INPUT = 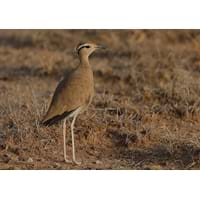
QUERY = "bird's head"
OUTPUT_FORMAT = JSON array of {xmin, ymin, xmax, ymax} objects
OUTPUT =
[{"xmin": 76, "ymin": 42, "xmax": 105, "ymax": 57}]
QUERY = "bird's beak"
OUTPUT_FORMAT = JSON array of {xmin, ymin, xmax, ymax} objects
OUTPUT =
[{"xmin": 96, "ymin": 45, "xmax": 106, "ymax": 49}]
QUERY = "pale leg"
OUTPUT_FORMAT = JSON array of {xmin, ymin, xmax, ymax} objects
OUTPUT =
[
  {"xmin": 71, "ymin": 114, "xmax": 81, "ymax": 165},
  {"xmin": 63, "ymin": 118, "xmax": 72, "ymax": 163}
]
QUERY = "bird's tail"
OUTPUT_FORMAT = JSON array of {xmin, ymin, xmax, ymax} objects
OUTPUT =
[{"xmin": 40, "ymin": 108, "xmax": 77, "ymax": 127}]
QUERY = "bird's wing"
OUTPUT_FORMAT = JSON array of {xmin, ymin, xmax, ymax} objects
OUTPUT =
[{"xmin": 42, "ymin": 68, "xmax": 93, "ymax": 125}]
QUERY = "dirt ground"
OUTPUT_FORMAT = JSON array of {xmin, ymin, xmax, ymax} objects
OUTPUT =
[{"xmin": 1, "ymin": 30, "xmax": 200, "ymax": 169}]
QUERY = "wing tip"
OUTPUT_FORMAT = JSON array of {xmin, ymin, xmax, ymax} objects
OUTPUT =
[
  {"xmin": 40, "ymin": 108, "xmax": 78, "ymax": 127},
  {"xmin": 40, "ymin": 117, "xmax": 55, "ymax": 127}
]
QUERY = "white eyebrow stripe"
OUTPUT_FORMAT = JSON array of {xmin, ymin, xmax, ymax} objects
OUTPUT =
[{"xmin": 77, "ymin": 44, "xmax": 89, "ymax": 51}]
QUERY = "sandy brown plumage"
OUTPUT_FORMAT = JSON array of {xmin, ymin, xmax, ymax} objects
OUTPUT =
[
  {"xmin": 41, "ymin": 42, "xmax": 104, "ymax": 164},
  {"xmin": 42, "ymin": 65, "xmax": 94, "ymax": 126}
]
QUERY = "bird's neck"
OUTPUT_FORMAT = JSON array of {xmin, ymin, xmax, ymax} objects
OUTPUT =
[{"xmin": 79, "ymin": 54, "xmax": 90, "ymax": 67}]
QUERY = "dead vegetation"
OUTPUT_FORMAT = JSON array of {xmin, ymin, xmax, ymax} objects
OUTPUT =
[{"xmin": 1, "ymin": 30, "xmax": 200, "ymax": 169}]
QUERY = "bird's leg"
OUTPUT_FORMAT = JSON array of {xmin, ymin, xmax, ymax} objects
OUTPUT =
[
  {"xmin": 71, "ymin": 114, "xmax": 81, "ymax": 165},
  {"xmin": 63, "ymin": 118, "xmax": 72, "ymax": 163}
]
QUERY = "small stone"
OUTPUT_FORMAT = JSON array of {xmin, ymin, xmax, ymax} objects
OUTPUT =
[
  {"xmin": 95, "ymin": 160, "xmax": 102, "ymax": 164},
  {"xmin": 27, "ymin": 157, "xmax": 33, "ymax": 163},
  {"xmin": 53, "ymin": 162, "xmax": 62, "ymax": 169}
]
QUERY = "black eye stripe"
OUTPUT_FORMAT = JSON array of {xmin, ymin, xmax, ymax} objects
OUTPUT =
[{"xmin": 77, "ymin": 45, "xmax": 90, "ymax": 53}]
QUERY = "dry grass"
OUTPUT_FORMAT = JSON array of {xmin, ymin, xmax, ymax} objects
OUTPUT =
[{"xmin": 1, "ymin": 30, "xmax": 200, "ymax": 169}]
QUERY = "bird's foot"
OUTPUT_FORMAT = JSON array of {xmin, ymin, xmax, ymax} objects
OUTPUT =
[
  {"xmin": 72, "ymin": 159, "xmax": 81, "ymax": 165},
  {"xmin": 64, "ymin": 157, "xmax": 73, "ymax": 164}
]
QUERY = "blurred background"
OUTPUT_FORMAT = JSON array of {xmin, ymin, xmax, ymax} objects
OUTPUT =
[{"xmin": 1, "ymin": 30, "xmax": 200, "ymax": 169}]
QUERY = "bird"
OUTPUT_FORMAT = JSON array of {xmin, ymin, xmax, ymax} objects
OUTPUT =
[{"xmin": 41, "ymin": 42, "xmax": 105, "ymax": 165}]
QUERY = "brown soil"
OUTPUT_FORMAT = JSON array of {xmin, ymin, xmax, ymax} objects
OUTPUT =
[{"xmin": 1, "ymin": 30, "xmax": 200, "ymax": 169}]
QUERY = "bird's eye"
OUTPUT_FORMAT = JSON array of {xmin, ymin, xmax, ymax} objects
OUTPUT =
[{"xmin": 85, "ymin": 46, "xmax": 90, "ymax": 48}]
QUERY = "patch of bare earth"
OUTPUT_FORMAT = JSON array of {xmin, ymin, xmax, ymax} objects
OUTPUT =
[{"xmin": 1, "ymin": 30, "xmax": 200, "ymax": 169}]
